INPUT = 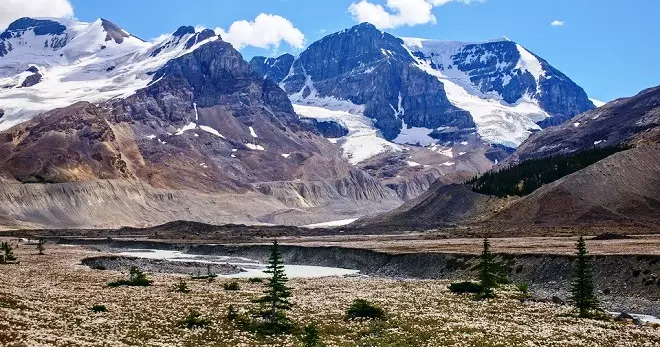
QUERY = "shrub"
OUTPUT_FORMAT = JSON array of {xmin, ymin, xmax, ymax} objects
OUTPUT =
[
  {"xmin": 91, "ymin": 305, "xmax": 107, "ymax": 313},
  {"xmin": 346, "ymin": 299, "xmax": 386, "ymax": 320},
  {"xmin": 227, "ymin": 305, "xmax": 239, "ymax": 322},
  {"xmin": 108, "ymin": 266, "xmax": 153, "ymax": 287},
  {"xmin": 448, "ymin": 281, "xmax": 482, "ymax": 294},
  {"xmin": 174, "ymin": 280, "xmax": 191, "ymax": 294},
  {"xmin": 0, "ymin": 242, "xmax": 16, "ymax": 263},
  {"xmin": 301, "ymin": 323, "xmax": 324, "ymax": 347},
  {"xmin": 248, "ymin": 277, "xmax": 264, "ymax": 283},
  {"xmin": 177, "ymin": 310, "xmax": 211, "ymax": 329},
  {"xmin": 223, "ymin": 281, "xmax": 241, "ymax": 291},
  {"xmin": 518, "ymin": 282, "xmax": 530, "ymax": 294}
]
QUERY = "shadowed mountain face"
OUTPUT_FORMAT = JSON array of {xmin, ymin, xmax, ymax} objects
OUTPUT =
[{"xmin": 505, "ymin": 86, "xmax": 660, "ymax": 166}]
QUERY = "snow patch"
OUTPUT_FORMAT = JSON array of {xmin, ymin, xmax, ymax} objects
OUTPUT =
[
  {"xmin": 304, "ymin": 218, "xmax": 358, "ymax": 228},
  {"xmin": 515, "ymin": 44, "xmax": 545, "ymax": 85},
  {"xmin": 393, "ymin": 122, "xmax": 436, "ymax": 146},
  {"xmin": 199, "ymin": 125, "xmax": 225, "ymax": 138},
  {"xmin": 293, "ymin": 102, "xmax": 401, "ymax": 165},
  {"xmin": 249, "ymin": 126, "xmax": 258, "ymax": 138},
  {"xmin": 245, "ymin": 143, "xmax": 265, "ymax": 151},
  {"xmin": 175, "ymin": 122, "xmax": 197, "ymax": 135}
]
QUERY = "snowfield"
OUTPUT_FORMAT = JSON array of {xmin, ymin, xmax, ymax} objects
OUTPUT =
[
  {"xmin": 293, "ymin": 103, "xmax": 402, "ymax": 165},
  {"xmin": 402, "ymin": 38, "xmax": 549, "ymax": 148},
  {"xmin": 0, "ymin": 18, "xmax": 219, "ymax": 131}
]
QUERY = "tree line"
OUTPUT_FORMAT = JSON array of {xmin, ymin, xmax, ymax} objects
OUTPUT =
[{"xmin": 466, "ymin": 145, "xmax": 629, "ymax": 197}]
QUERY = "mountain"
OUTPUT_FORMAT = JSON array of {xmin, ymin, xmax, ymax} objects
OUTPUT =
[
  {"xmin": 0, "ymin": 18, "xmax": 403, "ymax": 229},
  {"xmin": 504, "ymin": 85, "xmax": 660, "ymax": 166},
  {"xmin": 0, "ymin": 17, "xmax": 219, "ymax": 130},
  {"xmin": 355, "ymin": 84, "xmax": 660, "ymax": 231},
  {"xmin": 490, "ymin": 144, "xmax": 660, "ymax": 227},
  {"xmin": 251, "ymin": 23, "xmax": 595, "ymax": 151},
  {"xmin": 250, "ymin": 23, "xmax": 596, "ymax": 205},
  {"xmin": 0, "ymin": 18, "xmax": 603, "ymax": 229}
]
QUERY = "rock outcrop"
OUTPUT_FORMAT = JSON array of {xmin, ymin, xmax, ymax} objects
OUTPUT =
[{"xmin": 505, "ymin": 85, "xmax": 660, "ymax": 166}]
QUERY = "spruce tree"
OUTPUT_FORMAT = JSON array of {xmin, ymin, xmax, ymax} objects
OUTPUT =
[
  {"xmin": 1, "ymin": 242, "xmax": 16, "ymax": 263},
  {"xmin": 569, "ymin": 236, "xmax": 599, "ymax": 318},
  {"xmin": 37, "ymin": 239, "xmax": 46, "ymax": 255},
  {"xmin": 254, "ymin": 240, "xmax": 293, "ymax": 327},
  {"xmin": 477, "ymin": 238, "xmax": 507, "ymax": 297}
]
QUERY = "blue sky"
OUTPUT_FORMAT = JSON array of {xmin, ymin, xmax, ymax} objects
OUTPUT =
[{"xmin": 9, "ymin": 0, "xmax": 660, "ymax": 102}]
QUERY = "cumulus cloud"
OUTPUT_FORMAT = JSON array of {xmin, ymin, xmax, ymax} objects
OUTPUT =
[
  {"xmin": 551, "ymin": 20, "xmax": 565, "ymax": 27},
  {"xmin": 0, "ymin": 0, "xmax": 74, "ymax": 30},
  {"xmin": 215, "ymin": 13, "xmax": 304, "ymax": 50},
  {"xmin": 349, "ymin": 0, "xmax": 481, "ymax": 29}
]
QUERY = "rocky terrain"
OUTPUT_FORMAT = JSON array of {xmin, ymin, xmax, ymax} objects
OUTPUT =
[
  {"xmin": 357, "ymin": 80, "xmax": 660, "ymax": 232},
  {"xmin": 0, "ymin": 17, "xmax": 652, "ymax": 231},
  {"xmin": 505, "ymin": 85, "xmax": 660, "ymax": 165},
  {"xmin": 3, "ymin": 243, "xmax": 659, "ymax": 346},
  {"xmin": 0, "ymin": 18, "xmax": 410, "ymax": 228}
]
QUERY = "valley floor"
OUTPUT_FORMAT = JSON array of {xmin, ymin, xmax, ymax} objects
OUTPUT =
[{"xmin": 1, "ymin": 244, "xmax": 660, "ymax": 346}]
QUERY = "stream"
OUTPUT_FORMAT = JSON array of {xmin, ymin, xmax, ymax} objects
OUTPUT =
[{"xmin": 117, "ymin": 249, "xmax": 361, "ymax": 278}]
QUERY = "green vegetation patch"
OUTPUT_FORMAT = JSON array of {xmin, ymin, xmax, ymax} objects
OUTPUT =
[{"xmin": 467, "ymin": 145, "xmax": 629, "ymax": 197}]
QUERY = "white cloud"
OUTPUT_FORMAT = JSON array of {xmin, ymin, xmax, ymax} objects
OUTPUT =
[
  {"xmin": 215, "ymin": 13, "xmax": 304, "ymax": 50},
  {"xmin": 0, "ymin": 0, "xmax": 74, "ymax": 30},
  {"xmin": 551, "ymin": 20, "xmax": 565, "ymax": 27},
  {"xmin": 349, "ymin": 0, "xmax": 481, "ymax": 29}
]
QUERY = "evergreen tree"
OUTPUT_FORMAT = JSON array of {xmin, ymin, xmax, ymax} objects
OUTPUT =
[
  {"xmin": 1, "ymin": 242, "xmax": 16, "ymax": 263},
  {"xmin": 301, "ymin": 323, "xmax": 324, "ymax": 347},
  {"xmin": 37, "ymin": 239, "xmax": 46, "ymax": 255},
  {"xmin": 569, "ymin": 236, "xmax": 599, "ymax": 318},
  {"xmin": 477, "ymin": 238, "xmax": 507, "ymax": 297},
  {"xmin": 254, "ymin": 240, "xmax": 293, "ymax": 326}
]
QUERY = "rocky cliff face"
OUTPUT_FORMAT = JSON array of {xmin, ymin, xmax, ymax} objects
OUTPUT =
[
  {"xmin": 251, "ymin": 23, "xmax": 474, "ymax": 141},
  {"xmin": 409, "ymin": 39, "xmax": 594, "ymax": 120},
  {"xmin": 252, "ymin": 24, "xmax": 595, "ymax": 150},
  {"xmin": 249, "ymin": 54, "xmax": 295, "ymax": 84},
  {"xmin": 505, "ymin": 85, "xmax": 660, "ymax": 166}
]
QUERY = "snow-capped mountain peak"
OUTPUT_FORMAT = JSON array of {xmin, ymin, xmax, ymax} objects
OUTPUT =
[
  {"xmin": 0, "ymin": 18, "xmax": 220, "ymax": 131},
  {"xmin": 252, "ymin": 23, "xmax": 595, "ymax": 155}
]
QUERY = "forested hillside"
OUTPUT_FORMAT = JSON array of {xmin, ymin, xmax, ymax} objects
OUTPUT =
[{"xmin": 467, "ymin": 145, "xmax": 630, "ymax": 197}]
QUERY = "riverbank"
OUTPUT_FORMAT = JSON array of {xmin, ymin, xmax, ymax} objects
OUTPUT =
[
  {"xmin": 1, "ymin": 242, "xmax": 659, "ymax": 346},
  {"xmin": 55, "ymin": 238, "xmax": 660, "ymax": 316}
]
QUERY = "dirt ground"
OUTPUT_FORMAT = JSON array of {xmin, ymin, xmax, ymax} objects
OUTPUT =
[
  {"xmin": 272, "ymin": 233, "xmax": 660, "ymax": 255},
  {"xmin": 2, "ymin": 242, "xmax": 660, "ymax": 347}
]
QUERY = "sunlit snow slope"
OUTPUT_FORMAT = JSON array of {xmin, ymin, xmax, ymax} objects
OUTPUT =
[
  {"xmin": 403, "ymin": 38, "xmax": 551, "ymax": 148},
  {"xmin": 0, "ymin": 18, "xmax": 218, "ymax": 130}
]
